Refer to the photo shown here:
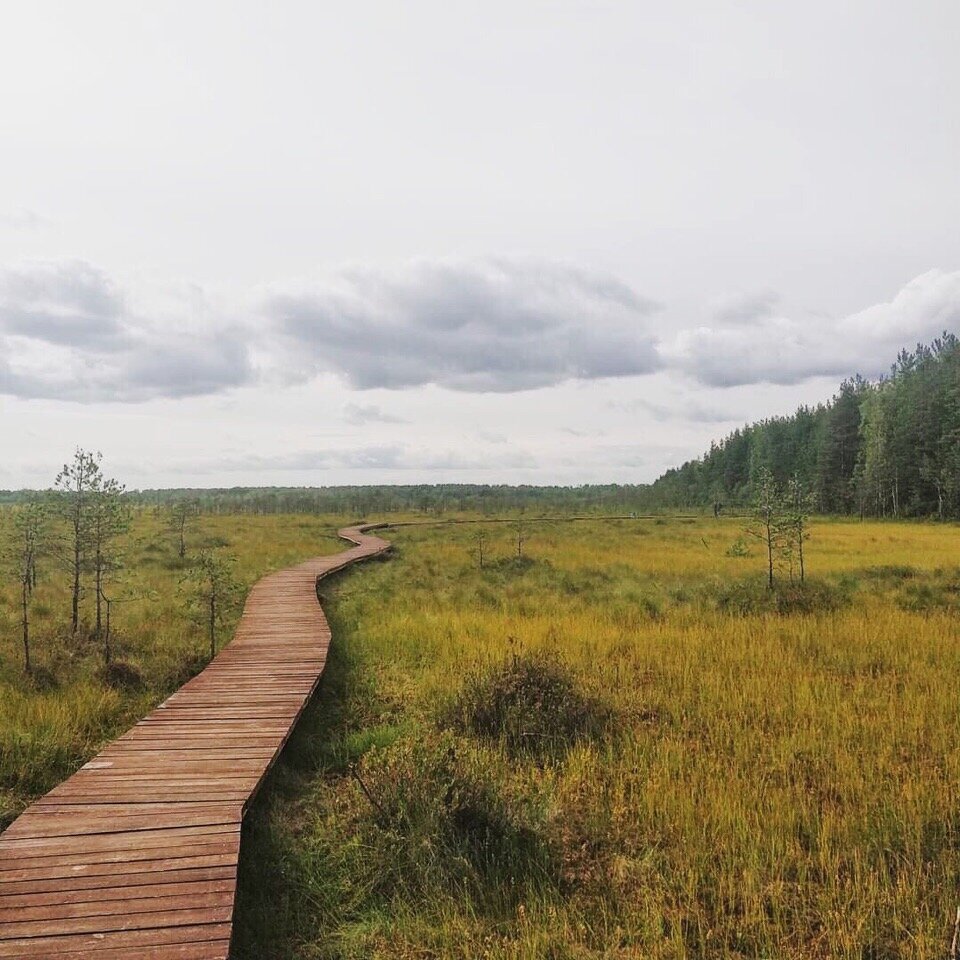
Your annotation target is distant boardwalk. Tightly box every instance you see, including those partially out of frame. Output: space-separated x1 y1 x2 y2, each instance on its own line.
0 525 390 959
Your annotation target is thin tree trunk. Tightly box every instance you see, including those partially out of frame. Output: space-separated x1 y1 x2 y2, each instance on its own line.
766 516 774 589
95 546 103 637
104 596 112 664
72 529 81 634
209 594 216 659
21 575 31 674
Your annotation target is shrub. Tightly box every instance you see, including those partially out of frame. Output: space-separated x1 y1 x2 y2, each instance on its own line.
891 568 960 612
97 660 144 692
864 564 917 582
726 536 750 557
443 651 612 758
28 666 59 692
199 534 232 548
709 577 850 616
486 555 537 574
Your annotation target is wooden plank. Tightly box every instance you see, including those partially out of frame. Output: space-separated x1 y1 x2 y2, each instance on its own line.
0 524 390 957
0 865 236 897
0 890 234 924
0 922 233 957
28 944 232 960
0 877 235 908
0 904 235 939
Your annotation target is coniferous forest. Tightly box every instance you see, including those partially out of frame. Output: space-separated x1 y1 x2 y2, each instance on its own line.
650 334 960 518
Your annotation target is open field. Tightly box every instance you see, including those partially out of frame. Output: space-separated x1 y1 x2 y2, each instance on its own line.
2 512 959 957
228 516 960 959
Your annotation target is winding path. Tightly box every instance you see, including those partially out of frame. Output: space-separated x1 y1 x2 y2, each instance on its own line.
0 524 390 960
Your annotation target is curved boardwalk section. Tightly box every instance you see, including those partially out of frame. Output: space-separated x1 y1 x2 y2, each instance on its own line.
0 525 390 959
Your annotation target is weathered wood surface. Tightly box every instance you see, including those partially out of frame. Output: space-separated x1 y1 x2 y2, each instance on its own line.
0 524 390 959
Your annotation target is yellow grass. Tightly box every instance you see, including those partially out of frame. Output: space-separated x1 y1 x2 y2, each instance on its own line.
3 510 959 956
235 516 960 959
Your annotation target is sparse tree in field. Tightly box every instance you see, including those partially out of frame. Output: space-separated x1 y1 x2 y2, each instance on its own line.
6 499 49 673
90 476 131 640
746 468 787 590
183 550 241 660
514 516 525 559
168 499 199 559
783 474 815 583
473 530 487 569
54 449 103 633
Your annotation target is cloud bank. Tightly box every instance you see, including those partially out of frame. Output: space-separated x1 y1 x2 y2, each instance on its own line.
0 258 958 403
666 269 960 387
0 260 251 401
260 258 662 392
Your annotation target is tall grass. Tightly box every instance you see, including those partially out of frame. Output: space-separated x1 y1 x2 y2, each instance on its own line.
233 517 960 958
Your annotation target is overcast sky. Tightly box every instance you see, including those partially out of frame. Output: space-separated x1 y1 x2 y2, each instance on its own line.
1 1 958 489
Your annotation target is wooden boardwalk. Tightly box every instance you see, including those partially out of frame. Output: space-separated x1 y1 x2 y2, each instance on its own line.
0 524 390 959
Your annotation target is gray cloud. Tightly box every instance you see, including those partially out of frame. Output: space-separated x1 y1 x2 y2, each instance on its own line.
261 258 663 392
184 443 534 474
2 257 958 405
710 290 780 325
617 397 745 424
0 260 126 350
0 259 253 401
667 269 960 387
342 402 407 425
0 209 51 231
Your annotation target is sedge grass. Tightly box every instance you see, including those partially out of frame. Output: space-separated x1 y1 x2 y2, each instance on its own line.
233 516 960 959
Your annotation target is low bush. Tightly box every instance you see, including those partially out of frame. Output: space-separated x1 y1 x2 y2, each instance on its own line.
442 650 612 758
863 564 918 583
726 536 750 557
708 576 850 616
158 649 210 693
896 569 960 612
97 660 144 692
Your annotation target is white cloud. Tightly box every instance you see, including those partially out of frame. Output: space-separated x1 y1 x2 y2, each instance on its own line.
667 269 960 387
342 403 406 425
0 209 50 231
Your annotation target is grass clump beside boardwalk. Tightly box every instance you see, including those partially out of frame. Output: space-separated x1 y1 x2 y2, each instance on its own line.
232 516 960 959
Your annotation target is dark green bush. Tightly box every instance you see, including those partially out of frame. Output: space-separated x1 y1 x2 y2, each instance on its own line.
862 564 918 583
896 572 960 612
97 660 144 692
443 651 612 758
709 577 850 616
159 649 209 693
28 665 59 692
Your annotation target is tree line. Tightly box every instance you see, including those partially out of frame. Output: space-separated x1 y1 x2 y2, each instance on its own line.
651 334 960 518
